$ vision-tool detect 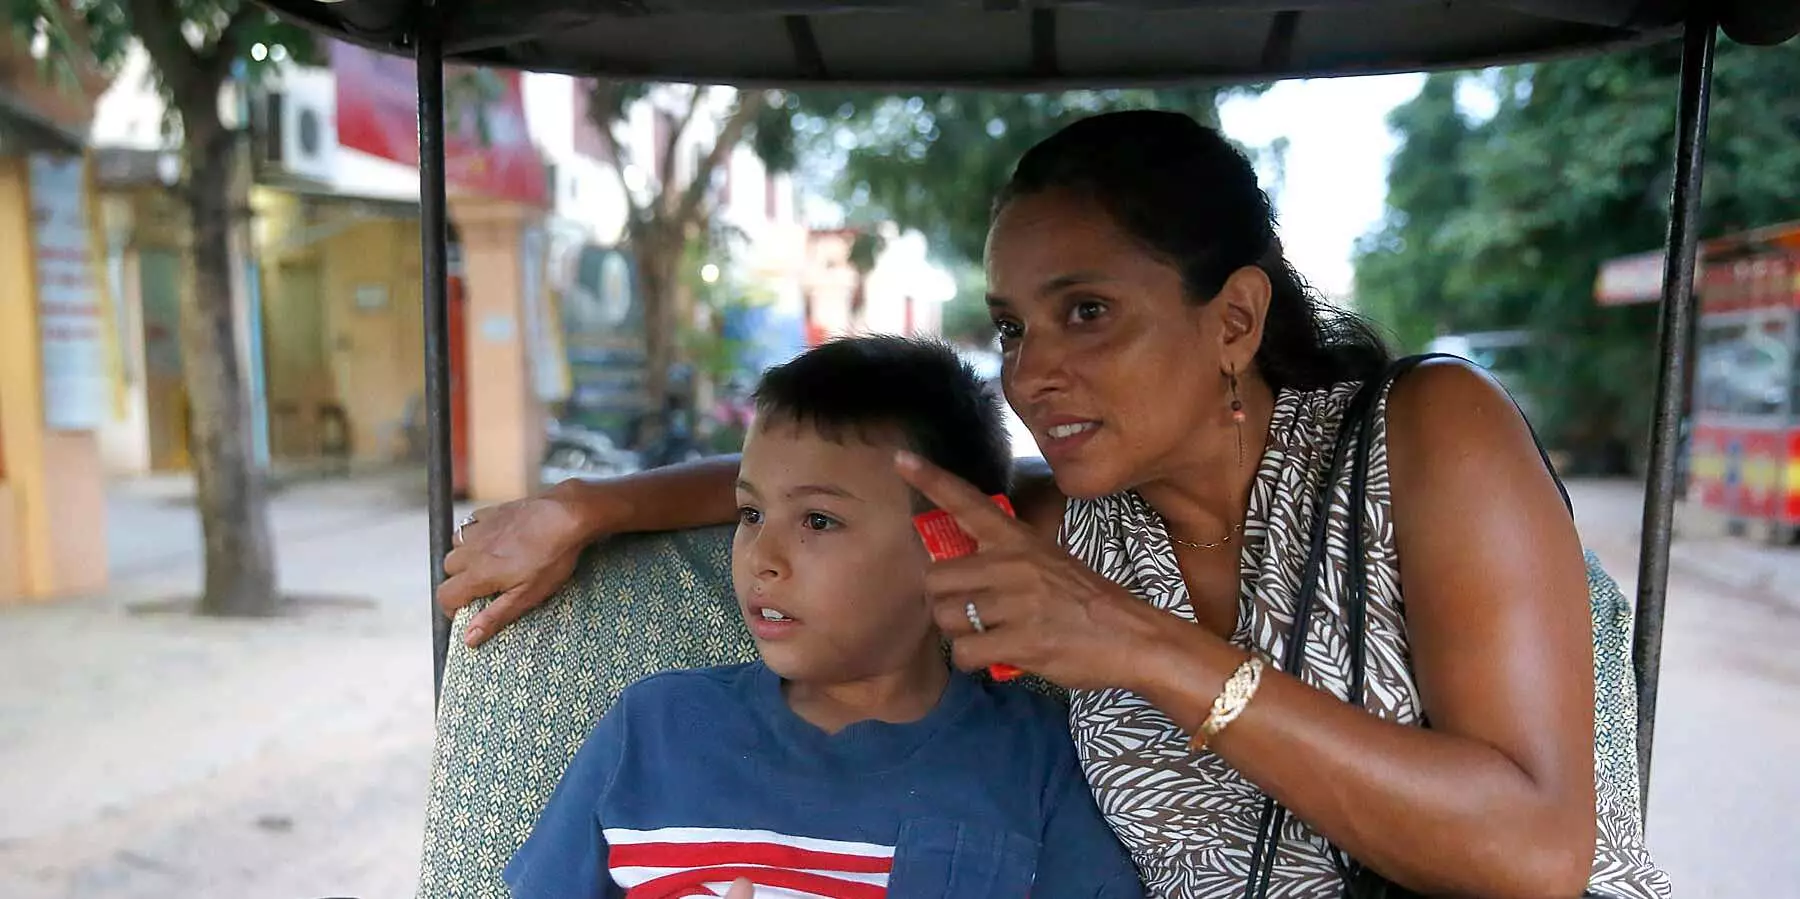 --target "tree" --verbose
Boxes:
[11,0,314,615]
[1354,37,1800,471]
[584,81,765,419]
[584,83,1247,413]
[770,88,1235,265]
[1351,73,1476,352]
